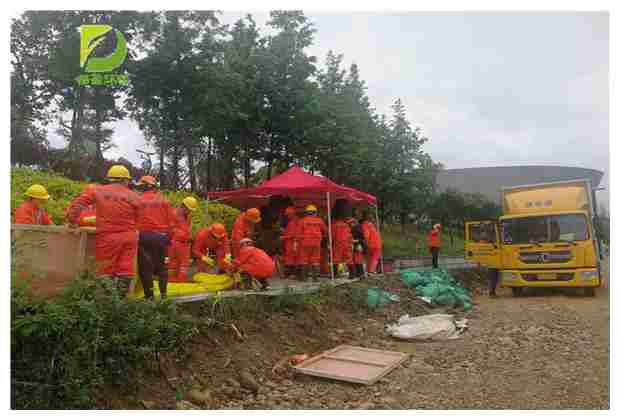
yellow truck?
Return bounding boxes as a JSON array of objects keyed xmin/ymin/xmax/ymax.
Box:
[{"xmin": 465, "ymin": 179, "xmax": 603, "ymax": 297}]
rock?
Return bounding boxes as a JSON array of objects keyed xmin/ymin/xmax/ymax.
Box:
[
  {"xmin": 226, "ymin": 378, "xmax": 241, "ymax": 389},
  {"xmin": 357, "ymin": 401, "xmax": 376, "ymax": 410},
  {"xmin": 336, "ymin": 329, "xmax": 346, "ymax": 334},
  {"xmin": 140, "ymin": 400, "xmax": 156, "ymax": 409},
  {"xmin": 220, "ymin": 386, "xmax": 239, "ymax": 399},
  {"xmin": 238, "ymin": 370, "xmax": 260, "ymax": 393},
  {"xmin": 187, "ymin": 388, "xmax": 212, "ymax": 406},
  {"xmin": 264, "ymin": 380, "xmax": 278, "ymax": 389},
  {"xmin": 176, "ymin": 400, "xmax": 200, "ymax": 410}
]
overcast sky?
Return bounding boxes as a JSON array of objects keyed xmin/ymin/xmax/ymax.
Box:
[{"xmin": 48, "ymin": 12, "xmax": 610, "ymax": 204}]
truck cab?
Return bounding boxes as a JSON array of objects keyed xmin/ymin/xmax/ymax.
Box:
[{"xmin": 466, "ymin": 179, "xmax": 602, "ymax": 297}]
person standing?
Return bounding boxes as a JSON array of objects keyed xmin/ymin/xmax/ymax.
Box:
[
  {"xmin": 298, "ymin": 204, "xmax": 327, "ymax": 282},
  {"xmin": 66, "ymin": 165, "xmax": 140, "ymax": 298},
  {"xmin": 136, "ymin": 176, "xmax": 174, "ymax": 299},
  {"xmin": 361, "ymin": 212, "xmax": 383, "ymax": 275},
  {"xmin": 280, "ymin": 206, "xmax": 301, "ymax": 278},
  {"xmin": 488, "ymin": 268, "xmax": 499, "ymax": 297},
  {"xmin": 331, "ymin": 216, "xmax": 354, "ymax": 279},
  {"xmin": 231, "ymin": 208, "xmax": 262, "ymax": 257},
  {"xmin": 192, "ymin": 223, "xmax": 232, "ymax": 273},
  {"xmin": 14, "ymin": 184, "xmax": 54, "ymax": 225},
  {"xmin": 427, "ymin": 223, "xmax": 442, "ymax": 269},
  {"xmin": 167, "ymin": 196, "xmax": 198, "ymax": 283}
]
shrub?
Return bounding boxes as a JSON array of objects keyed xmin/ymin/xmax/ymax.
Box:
[{"xmin": 11, "ymin": 273, "xmax": 199, "ymax": 409}]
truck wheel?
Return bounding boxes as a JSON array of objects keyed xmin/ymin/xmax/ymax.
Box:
[
  {"xmin": 584, "ymin": 288, "xmax": 595, "ymax": 297},
  {"xmin": 511, "ymin": 287, "xmax": 523, "ymax": 297}
]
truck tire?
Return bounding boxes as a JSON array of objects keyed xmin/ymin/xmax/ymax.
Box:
[
  {"xmin": 511, "ymin": 287, "xmax": 523, "ymax": 297},
  {"xmin": 584, "ymin": 288, "xmax": 595, "ymax": 297}
]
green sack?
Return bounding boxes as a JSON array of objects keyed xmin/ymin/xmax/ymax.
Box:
[
  {"xmin": 401, "ymin": 270, "xmax": 423, "ymax": 288},
  {"xmin": 367, "ymin": 288, "xmax": 399, "ymax": 308}
]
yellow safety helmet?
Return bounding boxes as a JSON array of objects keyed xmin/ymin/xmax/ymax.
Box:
[
  {"xmin": 182, "ymin": 196, "xmax": 199, "ymax": 212},
  {"xmin": 106, "ymin": 165, "xmax": 131, "ymax": 180},
  {"xmin": 25, "ymin": 184, "xmax": 50, "ymax": 200},
  {"xmin": 305, "ymin": 204, "xmax": 318, "ymax": 213}
]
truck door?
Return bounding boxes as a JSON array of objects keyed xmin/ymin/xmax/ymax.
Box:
[{"xmin": 465, "ymin": 221, "xmax": 501, "ymax": 268}]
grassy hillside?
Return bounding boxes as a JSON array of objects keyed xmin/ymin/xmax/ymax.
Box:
[{"xmin": 382, "ymin": 224, "xmax": 465, "ymax": 259}]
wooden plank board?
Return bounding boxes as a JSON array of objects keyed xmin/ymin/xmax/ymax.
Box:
[{"xmin": 292, "ymin": 345, "xmax": 409, "ymax": 385}]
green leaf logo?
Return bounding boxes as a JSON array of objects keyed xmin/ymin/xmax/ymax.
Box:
[{"xmin": 79, "ymin": 25, "xmax": 127, "ymax": 73}]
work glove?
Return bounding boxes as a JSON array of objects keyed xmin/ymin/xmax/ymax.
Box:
[
  {"xmin": 201, "ymin": 255, "xmax": 215, "ymax": 266},
  {"xmin": 223, "ymin": 254, "xmax": 232, "ymax": 264},
  {"xmin": 356, "ymin": 244, "xmax": 363, "ymax": 253},
  {"xmin": 82, "ymin": 216, "xmax": 96, "ymax": 226}
]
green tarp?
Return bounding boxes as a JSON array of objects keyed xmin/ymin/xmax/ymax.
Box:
[{"xmin": 400, "ymin": 268, "xmax": 472, "ymax": 311}]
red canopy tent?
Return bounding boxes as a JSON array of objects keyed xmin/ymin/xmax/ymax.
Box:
[
  {"xmin": 207, "ymin": 166, "xmax": 377, "ymax": 210},
  {"xmin": 207, "ymin": 166, "xmax": 382, "ymax": 279}
]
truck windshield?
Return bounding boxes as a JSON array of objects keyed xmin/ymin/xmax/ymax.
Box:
[{"xmin": 500, "ymin": 214, "xmax": 589, "ymax": 245}]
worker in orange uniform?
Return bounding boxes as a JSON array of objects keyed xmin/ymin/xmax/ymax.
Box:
[
  {"xmin": 66, "ymin": 165, "xmax": 140, "ymax": 298},
  {"xmin": 228, "ymin": 238, "xmax": 275, "ymax": 290},
  {"xmin": 192, "ymin": 223, "xmax": 232, "ymax": 273},
  {"xmin": 231, "ymin": 208, "xmax": 261, "ymax": 257},
  {"xmin": 280, "ymin": 206, "xmax": 301, "ymax": 278},
  {"xmin": 332, "ymin": 215, "xmax": 354, "ymax": 279},
  {"xmin": 427, "ymin": 223, "xmax": 442, "ymax": 269},
  {"xmin": 14, "ymin": 184, "xmax": 54, "ymax": 225},
  {"xmin": 298, "ymin": 204, "xmax": 327, "ymax": 282},
  {"xmin": 361, "ymin": 211, "xmax": 383, "ymax": 275},
  {"xmin": 136, "ymin": 176, "xmax": 175, "ymax": 299},
  {"xmin": 167, "ymin": 196, "xmax": 198, "ymax": 283}
]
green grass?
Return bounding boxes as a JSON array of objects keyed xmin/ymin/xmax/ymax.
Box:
[{"xmin": 381, "ymin": 224, "xmax": 465, "ymax": 259}]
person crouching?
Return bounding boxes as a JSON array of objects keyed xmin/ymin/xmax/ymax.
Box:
[{"xmin": 228, "ymin": 238, "xmax": 275, "ymax": 290}]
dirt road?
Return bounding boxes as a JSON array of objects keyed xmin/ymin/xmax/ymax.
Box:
[{"xmin": 128, "ymin": 263, "xmax": 610, "ymax": 410}]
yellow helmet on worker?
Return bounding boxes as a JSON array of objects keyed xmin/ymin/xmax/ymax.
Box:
[
  {"xmin": 106, "ymin": 164, "xmax": 131, "ymax": 180},
  {"xmin": 182, "ymin": 196, "xmax": 199, "ymax": 212},
  {"xmin": 246, "ymin": 208, "xmax": 261, "ymax": 223},
  {"xmin": 305, "ymin": 204, "xmax": 318, "ymax": 213},
  {"xmin": 25, "ymin": 184, "xmax": 50, "ymax": 200}
]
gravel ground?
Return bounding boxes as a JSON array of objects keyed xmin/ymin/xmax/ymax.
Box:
[{"xmin": 129, "ymin": 261, "xmax": 609, "ymax": 410}]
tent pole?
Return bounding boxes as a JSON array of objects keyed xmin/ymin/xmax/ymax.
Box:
[
  {"xmin": 205, "ymin": 194, "xmax": 210, "ymax": 224},
  {"xmin": 327, "ymin": 191, "xmax": 335, "ymax": 282},
  {"xmin": 375, "ymin": 204, "xmax": 384, "ymax": 274}
]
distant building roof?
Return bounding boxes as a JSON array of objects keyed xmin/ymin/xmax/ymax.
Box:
[{"xmin": 436, "ymin": 166, "xmax": 604, "ymax": 204}]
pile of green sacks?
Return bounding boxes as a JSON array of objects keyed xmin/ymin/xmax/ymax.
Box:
[{"xmin": 400, "ymin": 268, "xmax": 473, "ymax": 311}]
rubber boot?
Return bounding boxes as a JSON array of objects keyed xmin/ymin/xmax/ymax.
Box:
[
  {"xmin": 348, "ymin": 264, "xmax": 356, "ymax": 279},
  {"xmin": 300, "ymin": 265, "xmax": 308, "ymax": 283},
  {"xmin": 158, "ymin": 273, "xmax": 168, "ymax": 300},
  {"xmin": 333, "ymin": 264, "xmax": 339, "ymax": 278},
  {"xmin": 356, "ymin": 264, "xmax": 365, "ymax": 278}
]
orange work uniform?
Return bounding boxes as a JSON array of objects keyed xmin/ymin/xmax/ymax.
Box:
[
  {"xmin": 331, "ymin": 220, "xmax": 353, "ymax": 265},
  {"xmin": 66, "ymin": 184, "xmax": 140, "ymax": 277},
  {"xmin": 192, "ymin": 226, "xmax": 231, "ymax": 272},
  {"xmin": 298, "ymin": 215, "xmax": 327, "ymax": 266},
  {"xmin": 233, "ymin": 245, "xmax": 275, "ymax": 280},
  {"xmin": 231, "ymin": 212, "xmax": 255, "ymax": 257},
  {"xmin": 167, "ymin": 208, "xmax": 192, "ymax": 282},
  {"xmin": 362, "ymin": 221, "xmax": 382, "ymax": 273},
  {"xmin": 14, "ymin": 200, "xmax": 53, "ymax": 225}
]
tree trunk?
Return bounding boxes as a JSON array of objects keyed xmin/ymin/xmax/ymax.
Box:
[
  {"xmin": 206, "ymin": 137, "xmax": 212, "ymax": 192},
  {"xmin": 158, "ymin": 140, "xmax": 166, "ymax": 189},
  {"xmin": 186, "ymin": 138, "xmax": 196, "ymax": 192},
  {"xmin": 400, "ymin": 211, "xmax": 407, "ymax": 233}
]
